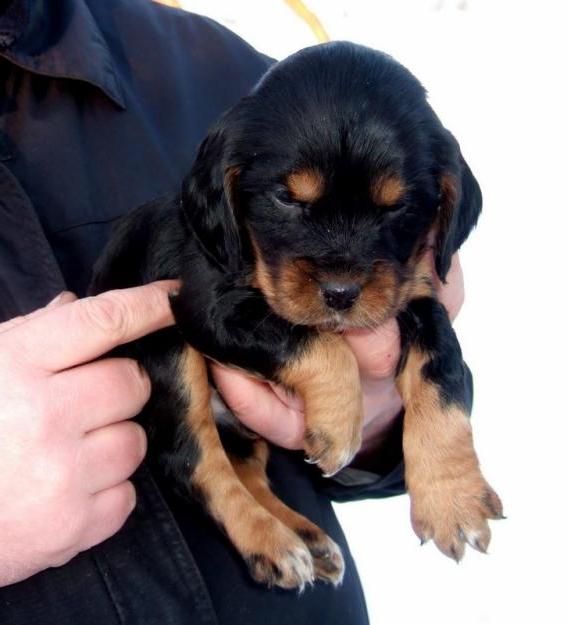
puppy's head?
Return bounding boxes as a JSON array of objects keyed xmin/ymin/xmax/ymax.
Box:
[{"xmin": 183, "ymin": 42, "xmax": 481, "ymax": 329}]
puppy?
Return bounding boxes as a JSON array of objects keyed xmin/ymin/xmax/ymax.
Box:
[{"xmin": 91, "ymin": 41, "xmax": 503, "ymax": 590}]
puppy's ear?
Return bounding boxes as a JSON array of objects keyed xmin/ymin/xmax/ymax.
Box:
[
  {"xmin": 433, "ymin": 129, "xmax": 482, "ymax": 282},
  {"xmin": 181, "ymin": 106, "xmax": 244, "ymax": 273}
]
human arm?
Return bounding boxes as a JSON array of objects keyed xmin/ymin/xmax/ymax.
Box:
[{"xmin": 0, "ymin": 282, "xmax": 176, "ymax": 587}]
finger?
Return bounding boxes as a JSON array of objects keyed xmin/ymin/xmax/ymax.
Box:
[
  {"xmin": 211, "ymin": 364, "xmax": 305, "ymax": 450},
  {"xmin": 0, "ymin": 292, "xmax": 77, "ymax": 335},
  {"xmin": 80, "ymin": 481, "xmax": 137, "ymax": 551},
  {"xmin": 343, "ymin": 319, "xmax": 401, "ymax": 381},
  {"xmin": 49, "ymin": 358, "xmax": 151, "ymax": 432},
  {"xmin": 8, "ymin": 281, "xmax": 179, "ymax": 372},
  {"xmin": 359, "ymin": 377, "xmax": 403, "ymax": 429},
  {"xmin": 80, "ymin": 421, "xmax": 147, "ymax": 494}
]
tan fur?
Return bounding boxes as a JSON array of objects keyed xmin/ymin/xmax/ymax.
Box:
[
  {"xmin": 231, "ymin": 440, "xmax": 313, "ymax": 532},
  {"xmin": 180, "ymin": 348, "xmax": 315, "ymax": 589},
  {"xmin": 355, "ymin": 262, "xmax": 400, "ymax": 327},
  {"xmin": 372, "ymin": 174, "xmax": 405, "ymax": 206},
  {"xmin": 231, "ymin": 440, "xmax": 345, "ymax": 585},
  {"xmin": 224, "ymin": 166, "xmax": 241, "ymax": 210},
  {"xmin": 251, "ymin": 239, "xmax": 325, "ymax": 325},
  {"xmin": 397, "ymin": 349, "xmax": 503, "ymax": 560},
  {"xmin": 278, "ymin": 333, "xmax": 363, "ymax": 476},
  {"xmin": 397, "ymin": 253, "xmax": 436, "ymax": 304},
  {"xmin": 286, "ymin": 169, "xmax": 325, "ymax": 203},
  {"xmin": 252, "ymin": 242, "xmax": 402, "ymax": 329}
]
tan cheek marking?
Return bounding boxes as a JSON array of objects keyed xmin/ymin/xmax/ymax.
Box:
[
  {"xmin": 277, "ymin": 260, "xmax": 323, "ymax": 321},
  {"xmin": 372, "ymin": 175, "xmax": 405, "ymax": 206},
  {"xmin": 251, "ymin": 242, "xmax": 276, "ymax": 298},
  {"xmin": 354, "ymin": 264, "xmax": 400, "ymax": 325},
  {"xmin": 250, "ymin": 236, "xmax": 325, "ymax": 325},
  {"xmin": 286, "ymin": 169, "xmax": 325, "ymax": 203}
]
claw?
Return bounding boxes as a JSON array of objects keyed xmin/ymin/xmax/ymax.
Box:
[
  {"xmin": 482, "ymin": 488, "xmax": 504, "ymax": 519},
  {"xmin": 473, "ymin": 538, "xmax": 488, "ymax": 554},
  {"xmin": 463, "ymin": 524, "xmax": 491, "ymax": 554},
  {"xmin": 448, "ymin": 544, "xmax": 464, "ymax": 563}
]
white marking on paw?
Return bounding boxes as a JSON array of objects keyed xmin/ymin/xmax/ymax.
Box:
[{"xmin": 284, "ymin": 544, "xmax": 315, "ymax": 593}]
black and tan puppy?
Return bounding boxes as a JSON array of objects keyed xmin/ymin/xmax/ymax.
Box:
[{"xmin": 91, "ymin": 41, "xmax": 503, "ymax": 590}]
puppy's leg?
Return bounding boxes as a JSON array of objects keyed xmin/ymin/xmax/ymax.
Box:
[
  {"xmin": 277, "ymin": 332, "xmax": 363, "ymax": 478},
  {"xmin": 230, "ymin": 439, "xmax": 345, "ymax": 586},
  {"xmin": 180, "ymin": 347, "xmax": 315, "ymax": 590},
  {"xmin": 397, "ymin": 297, "xmax": 503, "ymax": 560}
]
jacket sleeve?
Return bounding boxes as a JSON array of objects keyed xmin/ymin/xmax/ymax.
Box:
[{"xmin": 318, "ymin": 462, "xmax": 406, "ymax": 502}]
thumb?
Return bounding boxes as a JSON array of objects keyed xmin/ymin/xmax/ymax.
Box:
[{"xmin": 210, "ymin": 363, "xmax": 305, "ymax": 450}]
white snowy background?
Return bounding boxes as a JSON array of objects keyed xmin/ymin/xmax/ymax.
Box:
[{"xmin": 178, "ymin": 1, "xmax": 566, "ymax": 623}]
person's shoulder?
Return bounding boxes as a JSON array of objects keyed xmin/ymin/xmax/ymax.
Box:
[
  {"xmin": 158, "ymin": 4, "xmax": 274, "ymax": 67},
  {"xmin": 98, "ymin": 1, "xmax": 274, "ymax": 77}
]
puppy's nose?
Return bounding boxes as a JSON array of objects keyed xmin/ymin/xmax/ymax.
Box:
[{"xmin": 321, "ymin": 282, "xmax": 361, "ymax": 311}]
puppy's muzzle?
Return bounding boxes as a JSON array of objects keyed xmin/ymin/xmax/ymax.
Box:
[{"xmin": 320, "ymin": 282, "xmax": 361, "ymax": 311}]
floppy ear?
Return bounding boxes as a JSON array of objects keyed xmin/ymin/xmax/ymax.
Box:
[
  {"xmin": 433, "ymin": 129, "xmax": 483, "ymax": 283},
  {"xmin": 181, "ymin": 108, "xmax": 244, "ymax": 273}
]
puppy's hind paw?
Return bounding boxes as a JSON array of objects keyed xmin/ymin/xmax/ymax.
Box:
[{"xmin": 244, "ymin": 531, "xmax": 315, "ymax": 591}]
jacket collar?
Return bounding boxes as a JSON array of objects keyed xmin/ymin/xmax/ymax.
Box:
[{"xmin": 0, "ymin": 0, "xmax": 125, "ymax": 109}]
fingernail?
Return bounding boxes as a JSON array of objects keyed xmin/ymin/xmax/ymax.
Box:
[
  {"xmin": 136, "ymin": 363, "xmax": 152, "ymax": 397},
  {"xmin": 129, "ymin": 487, "xmax": 137, "ymax": 513},
  {"xmin": 46, "ymin": 291, "xmax": 65, "ymax": 307},
  {"xmin": 137, "ymin": 426, "xmax": 148, "ymax": 458},
  {"xmin": 46, "ymin": 291, "xmax": 75, "ymax": 308}
]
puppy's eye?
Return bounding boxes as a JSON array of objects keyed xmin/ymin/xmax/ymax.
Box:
[{"xmin": 271, "ymin": 187, "xmax": 309, "ymax": 212}]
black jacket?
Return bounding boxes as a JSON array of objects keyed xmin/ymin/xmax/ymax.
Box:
[{"xmin": 0, "ymin": 2, "xmax": 404, "ymax": 623}]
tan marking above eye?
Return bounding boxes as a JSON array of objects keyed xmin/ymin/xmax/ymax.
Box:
[
  {"xmin": 372, "ymin": 174, "xmax": 405, "ymax": 206},
  {"xmin": 286, "ymin": 169, "xmax": 325, "ymax": 203}
]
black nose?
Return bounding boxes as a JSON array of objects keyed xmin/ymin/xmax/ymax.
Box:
[{"xmin": 321, "ymin": 282, "xmax": 361, "ymax": 311}]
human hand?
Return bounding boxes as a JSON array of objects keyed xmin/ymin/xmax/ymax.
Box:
[
  {"xmin": 211, "ymin": 253, "xmax": 464, "ymax": 453},
  {"xmin": 0, "ymin": 281, "xmax": 176, "ymax": 587}
]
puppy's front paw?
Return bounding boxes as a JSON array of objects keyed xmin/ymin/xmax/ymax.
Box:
[
  {"xmin": 410, "ymin": 471, "xmax": 504, "ymax": 561},
  {"xmin": 279, "ymin": 332, "xmax": 363, "ymax": 477},
  {"xmin": 304, "ymin": 420, "xmax": 362, "ymax": 477}
]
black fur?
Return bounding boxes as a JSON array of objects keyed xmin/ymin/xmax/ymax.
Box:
[
  {"xmin": 397, "ymin": 298, "xmax": 474, "ymax": 413},
  {"xmin": 91, "ymin": 41, "xmax": 481, "ymax": 489}
]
